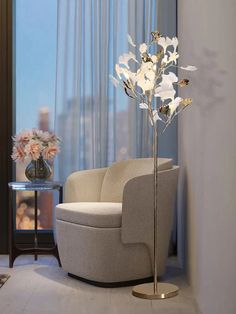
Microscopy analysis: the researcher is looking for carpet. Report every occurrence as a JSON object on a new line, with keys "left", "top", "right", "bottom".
{"left": 0, "top": 274, "right": 10, "bottom": 288}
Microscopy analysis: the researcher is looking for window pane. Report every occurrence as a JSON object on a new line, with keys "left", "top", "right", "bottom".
{"left": 15, "top": 0, "right": 57, "bottom": 230}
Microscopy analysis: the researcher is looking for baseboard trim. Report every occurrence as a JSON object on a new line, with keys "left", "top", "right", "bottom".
{"left": 68, "top": 273, "right": 153, "bottom": 288}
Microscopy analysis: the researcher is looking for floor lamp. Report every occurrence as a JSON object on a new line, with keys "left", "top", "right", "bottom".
{"left": 111, "top": 30, "right": 196, "bottom": 300}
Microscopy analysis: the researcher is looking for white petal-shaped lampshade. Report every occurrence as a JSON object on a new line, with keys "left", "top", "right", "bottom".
{"left": 153, "top": 110, "right": 162, "bottom": 123}
{"left": 139, "top": 103, "right": 149, "bottom": 109}
{"left": 109, "top": 75, "right": 119, "bottom": 87}
{"left": 127, "top": 34, "right": 136, "bottom": 47}
{"left": 119, "top": 52, "right": 137, "bottom": 68}
{"left": 172, "top": 37, "right": 178, "bottom": 52}
{"left": 162, "top": 72, "right": 178, "bottom": 83}
{"left": 168, "top": 97, "right": 183, "bottom": 116}
{"left": 145, "top": 70, "right": 155, "bottom": 81}
{"left": 168, "top": 51, "right": 179, "bottom": 64}
{"left": 115, "top": 64, "right": 122, "bottom": 79}
{"left": 155, "top": 88, "right": 176, "bottom": 100}
{"left": 151, "top": 55, "right": 158, "bottom": 63}
{"left": 137, "top": 78, "right": 154, "bottom": 94}
{"left": 139, "top": 43, "right": 148, "bottom": 54}
{"left": 180, "top": 65, "right": 197, "bottom": 71}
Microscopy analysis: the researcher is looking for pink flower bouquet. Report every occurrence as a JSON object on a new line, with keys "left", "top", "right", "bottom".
{"left": 11, "top": 129, "right": 60, "bottom": 162}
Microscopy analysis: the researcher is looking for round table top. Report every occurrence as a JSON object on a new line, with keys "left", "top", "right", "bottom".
{"left": 8, "top": 181, "right": 63, "bottom": 191}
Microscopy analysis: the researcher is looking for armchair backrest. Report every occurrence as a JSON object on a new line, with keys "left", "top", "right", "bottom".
{"left": 100, "top": 158, "right": 173, "bottom": 202}
{"left": 65, "top": 157, "right": 173, "bottom": 203}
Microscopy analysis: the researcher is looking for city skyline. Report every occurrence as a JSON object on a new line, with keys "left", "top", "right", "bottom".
{"left": 15, "top": 0, "right": 57, "bottom": 132}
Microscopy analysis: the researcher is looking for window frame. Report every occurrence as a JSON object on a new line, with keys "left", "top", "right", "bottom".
{"left": 0, "top": 0, "right": 13, "bottom": 253}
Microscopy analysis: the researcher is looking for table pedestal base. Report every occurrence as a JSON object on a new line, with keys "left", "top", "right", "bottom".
{"left": 9, "top": 245, "right": 61, "bottom": 268}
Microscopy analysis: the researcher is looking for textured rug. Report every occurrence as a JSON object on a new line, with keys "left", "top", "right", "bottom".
{"left": 0, "top": 274, "right": 10, "bottom": 288}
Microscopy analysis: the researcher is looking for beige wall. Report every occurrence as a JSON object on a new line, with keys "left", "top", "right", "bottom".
{"left": 178, "top": 1, "right": 236, "bottom": 313}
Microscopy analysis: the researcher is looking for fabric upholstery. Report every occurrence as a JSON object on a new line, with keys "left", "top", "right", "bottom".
{"left": 121, "top": 166, "right": 179, "bottom": 272}
{"left": 65, "top": 167, "right": 107, "bottom": 202}
{"left": 56, "top": 220, "right": 152, "bottom": 282}
{"left": 56, "top": 158, "right": 178, "bottom": 283}
{"left": 56, "top": 202, "right": 122, "bottom": 228}
{"left": 100, "top": 157, "right": 172, "bottom": 202}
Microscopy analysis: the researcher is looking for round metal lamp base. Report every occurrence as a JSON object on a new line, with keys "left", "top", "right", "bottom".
{"left": 132, "top": 282, "right": 179, "bottom": 300}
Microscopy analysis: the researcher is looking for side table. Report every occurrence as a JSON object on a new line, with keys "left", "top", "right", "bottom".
{"left": 8, "top": 181, "right": 63, "bottom": 268}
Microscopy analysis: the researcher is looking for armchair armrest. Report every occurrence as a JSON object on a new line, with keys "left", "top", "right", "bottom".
{"left": 121, "top": 166, "right": 179, "bottom": 272}
{"left": 65, "top": 167, "right": 107, "bottom": 202}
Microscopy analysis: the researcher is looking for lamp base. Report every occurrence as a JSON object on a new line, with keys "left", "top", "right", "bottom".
{"left": 132, "top": 282, "right": 179, "bottom": 300}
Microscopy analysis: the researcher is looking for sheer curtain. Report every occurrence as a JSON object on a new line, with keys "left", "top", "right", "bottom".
{"left": 54, "top": 0, "right": 179, "bottom": 255}
{"left": 55, "top": 0, "right": 158, "bottom": 181}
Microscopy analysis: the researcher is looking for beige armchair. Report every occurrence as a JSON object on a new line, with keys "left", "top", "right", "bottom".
{"left": 55, "top": 158, "right": 179, "bottom": 286}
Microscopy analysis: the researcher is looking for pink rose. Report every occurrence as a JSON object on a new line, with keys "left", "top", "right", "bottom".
{"left": 24, "top": 140, "right": 42, "bottom": 160}
{"left": 11, "top": 144, "right": 26, "bottom": 162}
{"left": 13, "top": 130, "right": 33, "bottom": 145}
{"left": 42, "top": 144, "right": 60, "bottom": 160}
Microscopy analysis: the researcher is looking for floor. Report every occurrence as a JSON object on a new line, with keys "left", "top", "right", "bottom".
{"left": 0, "top": 255, "right": 198, "bottom": 314}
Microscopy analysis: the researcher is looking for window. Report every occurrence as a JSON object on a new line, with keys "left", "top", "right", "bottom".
{"left": 15, "top": 0, "right": 57, "bottom": 230}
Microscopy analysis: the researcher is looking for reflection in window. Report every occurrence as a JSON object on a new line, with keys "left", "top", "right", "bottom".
{"left": 15, "top": 0, "right": 57, "bottom": 230}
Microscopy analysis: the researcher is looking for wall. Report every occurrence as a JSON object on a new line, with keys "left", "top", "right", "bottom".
{"left": 178, "top": 1, "right": 236, "bottom": 313}
{"left": 158, "top": 0, "right": 178, "bottom": 163}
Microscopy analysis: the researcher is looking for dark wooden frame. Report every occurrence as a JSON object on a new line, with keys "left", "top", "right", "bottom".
{"left": 0, "top": 0, "right": 13, "bottom": 253}
{"left": 8, "top": 183, "right": 63, "bottom": 267}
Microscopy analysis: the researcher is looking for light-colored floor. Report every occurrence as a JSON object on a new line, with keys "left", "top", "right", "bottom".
{"left": 0, "top": 255, "right": 198, "bottom": 314}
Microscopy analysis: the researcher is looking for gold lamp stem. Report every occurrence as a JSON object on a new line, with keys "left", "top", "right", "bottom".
{"left": 153, "top": 122, "right": 158, "bottom": 294}
{"left": 132, "top": 110, "right": 179, "bottom": 300}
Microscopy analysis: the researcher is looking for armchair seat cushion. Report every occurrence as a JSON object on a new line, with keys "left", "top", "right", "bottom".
{"left": 56, "top": 202, "right": 122, "bottom": 228}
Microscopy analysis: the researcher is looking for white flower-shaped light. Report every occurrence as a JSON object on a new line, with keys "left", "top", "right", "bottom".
{"left": 135, "top": 61, "right": 156, "bottom": 93}
{"left": 155, "top": 85, "right": 176, "bottom": 101}
{"left": 139, "top": 103, "right": 149, "bottom": 109}
{"left": 161, "top": 55, "right": 168, "bottom": 64}
{"left": 118, "top": 51, "right": 137, "bottom": 69}
{"left": 172, "top": 37, "right": 178, "bottom": 52}
{"left": 139, "top": 43, "right": 148, "bottom": 54}
{"left": 137, "top": 78, "right": 155, "bottom": 94}
{"left": 158, "top": 36, "right": 172, "bottom": 53}
{"left": 155, "top": 72, "right": 177, "bottom": 100}
{"left": 135, "top": 61, "right": 154, "bottom": 82}
{"left": 115, "top": 64, "right": 123, "bottom": 79}
{"left": 109, "top": 75, "right": 120, "bottom": 87}
{"left": 153, "top": 110, "right": 162, "bottom": 122}
{"left": 145, "top": 70, "right": 155, "bottom": 81}
{"left": 151, "top": 55, "right": 158, "bottom": 63}
{"left": 168, "top": 51, "right": 179, "bottom": 64}
{"left": 115, "top": 64, "right": 130, "bottom": 80}
{"left": 149, "top": 110, "right": 162, "bottom": 126}
{"left": 180, "top": 65, "right": 197, "bottom": 71}
{"left": 127, "top": 34, "right": 136, "bottom": 47}
{"left": 167, "top": 97, "right": 183, "bottom": 118}
{"left": 162, "top": 72, "right": 178, "bottom": 83}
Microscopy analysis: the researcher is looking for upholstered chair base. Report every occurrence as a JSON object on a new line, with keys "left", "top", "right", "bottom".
{"left": 56, "top": 219, "right": 155, "bottom": 283}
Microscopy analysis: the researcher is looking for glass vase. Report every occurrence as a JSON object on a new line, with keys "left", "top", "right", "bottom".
{"left": 25, "top": 156, "right": 52, "bottom": 183}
